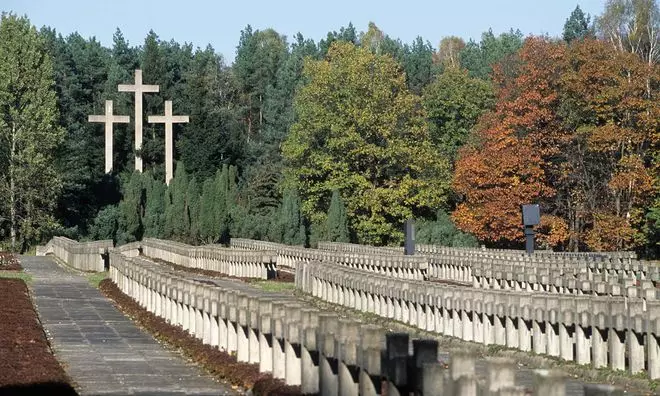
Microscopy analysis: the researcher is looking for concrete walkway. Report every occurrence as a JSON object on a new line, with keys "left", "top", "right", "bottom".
{"left": 21, "top": 256, "right": 237, "bottom": 396}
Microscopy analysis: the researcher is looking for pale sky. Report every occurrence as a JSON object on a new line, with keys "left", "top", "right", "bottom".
{"left": 3, "top": 0, "right": 606, "bottom": 63}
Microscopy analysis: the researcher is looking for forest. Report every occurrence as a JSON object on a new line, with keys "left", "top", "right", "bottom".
{"left": 0, "top": 1, "right": 658, "bottom": 257}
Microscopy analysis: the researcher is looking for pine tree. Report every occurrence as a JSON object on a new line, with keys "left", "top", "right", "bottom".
{"left": 563, "top": 5, "right": 592, "bottom": 43}
{"left": 325, "top": 189, "right": 349, "bottom": 242}
{"left": 0, "top": 14, "right": 65, "bottom": 250}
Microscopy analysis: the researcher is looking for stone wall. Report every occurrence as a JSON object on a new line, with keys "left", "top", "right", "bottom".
{"left": 107, "top": 247, "right": 598, "bottom": 395}
{"left": 37, "top": 236, "right": 112, "bottom": 272}
{"left": 139, "top": 238, "right": 277, "bottom": 279}
{"left": 296, "top": 259, "right": 660, "bottom": 379}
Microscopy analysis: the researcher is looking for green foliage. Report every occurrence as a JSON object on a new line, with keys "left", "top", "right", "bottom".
{"left": 416, "top": 211, "right": 479, "bottom": 247}
{"left": 563, "top": 5, "right": 593, "bottom": 43}
{"left": 117, "top": 171, "right": 144, "bottom": 244}
{"left": 459, "top": 28, "right": 524, "bottom": 79}
{"left": 422, "top": 67, "right": 495, "bottom": 162}
{"left": 0, "top": 13, "right": 64, "bottom": 251}
{"left": 325, "top": 189, "right": 350, "bottom": 242}
{"left": 143, "top": 173, "right": 166, "bottom": 238}
{"left": 170, "top": 162, "right": 189, "bottom": 238}
{"left": 270, "top": 190, "right": 306, "bottom": 245}
{"left": 180, "top": 46, "right": 243, "bottom": 181}
{"left": 88, "top": 205, "right": 120, "bottom": 242}
{"left": 199, "top": 176, "right": 217, "bottom": 243}
{"left": 283, "top": 42, "right": 451, "bottom": 245}
{"left": 186, "top": 176, "right": 201, "bottom": 242}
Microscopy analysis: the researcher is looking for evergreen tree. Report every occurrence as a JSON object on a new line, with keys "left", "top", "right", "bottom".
{"left": 143, "top": 172, "right": 166, "bottom": 237}
{"left": 416, "top": 210, "right": 478, "bottom": 247}
{"left": 459, "top": 28, "right": 524, "bottom": 80}
{"left": 563, "top": 5, "right": 593, "bottom": 43}
{"left": 117, "top": 171, "right": 144, "bottom": 244}
{"left": 280, "top": 190, "right": 306, "bottom": 246}
{"left": 0, "top": 14, "right": 65, "bottom": 250}
{"left": 88, "top": 205, "right": 120, "bottom": 242}
{"left": 170, "top": 162, "right": 189, "bottom": 239}
{"left": 180, "top": 46, "right": 243, "bottom": 181}
{"left": 199, "top": 176, "right": 217, "bottom": 243}
{"left": 186, "top": 176, "right": 200, "bottom": 242}
{"left": 325, "top": 189, "right": 350, "bottom": 242}
{"left": 213, "top": 166, "right": 229, "bottom": 242}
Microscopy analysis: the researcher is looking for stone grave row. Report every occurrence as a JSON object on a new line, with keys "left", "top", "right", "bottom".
{"left": 230, "top": 238, "right": 428, "bottom": 280}
{"left": 296, "top": 259, "right": 660, "bottom": 380}
{"left": 106, "top": 247, "right": 607, "bottom": 395}
{"left": 37, "top": 236, "right": 113, "bottom": 272}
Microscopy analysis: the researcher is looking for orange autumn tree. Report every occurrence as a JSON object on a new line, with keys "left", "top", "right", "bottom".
{"left": 453, "top": 37, "right": 566, "bottom": 246}
{"left": 453, "top": 37, "right": 658, "bottom": 251}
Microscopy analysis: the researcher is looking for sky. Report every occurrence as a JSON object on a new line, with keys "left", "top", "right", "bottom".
{"left": 3, "top": 0, "right": 606, "bottom": 63}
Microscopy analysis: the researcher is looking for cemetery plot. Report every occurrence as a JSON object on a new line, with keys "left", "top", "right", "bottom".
{"left": 0, "top": 278, "right": 77, "bottom": 395}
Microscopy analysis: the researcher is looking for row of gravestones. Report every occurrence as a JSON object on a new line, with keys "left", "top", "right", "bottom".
{"left": 37, "top": 236, "right": 113, "bottom": 272}
{"left": 139, "top": 238, "right": 428, "bottom": 280}
{"left": 231, "top": 238, "right": 658, "bottom": 296}
{"left": 106, "top": 246, "right": 621, "bottom": 395}
{"left": 296, "top": 259, "right": 660, "bottom": 381}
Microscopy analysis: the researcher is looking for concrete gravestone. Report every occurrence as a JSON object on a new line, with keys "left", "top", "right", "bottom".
{"left": 88, "top": 100, "right": 130, "bottom": 173}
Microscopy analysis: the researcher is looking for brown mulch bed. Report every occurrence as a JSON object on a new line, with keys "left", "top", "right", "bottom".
{"left": 0, "top": 252, "right": 22, "bottom": 271}
{"left": 0, "top": 279, "right": 77, "bottom": 396}
{"left": 148, "top": 256, "right": 294, "bottom": 284}
{"left": 98, "top": 278, "right": 300, "bottom": 396}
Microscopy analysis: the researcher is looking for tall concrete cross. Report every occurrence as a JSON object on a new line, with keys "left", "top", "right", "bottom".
{"left": 148, "top": 100, "right": 189, "bottom": 185}
{"left": 88, "top": 100, "right": 130, "bottom": 173}
{"left": 118, "top": 69, "right": 159, "bottom": 173}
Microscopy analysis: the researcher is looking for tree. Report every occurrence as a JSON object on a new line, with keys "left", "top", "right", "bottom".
{"left": 563, "top": 5, "right": 593, "bottom": 43}
{"left": 416, "top": 210, "right": 478, "bottom": 247}
{"left": 452, "top": 38, "right": 563, "bottom": 246}
{"left": 180, "top": 46, "right": 243, "bottom": 181}
{"left": 434, "top": 36, "right": 466, "bottom": 70}
{"left": 596, "top": 0, "right": 659, "bottom": 65}
{"left": 143, "top": 172, "right": 165, "bottom": 237}
{"left": 88, "top": 205, "right": 120, "bottom": 242}
{"left": 170, "top": 162, "right": 189, "bottom": 239}
{"left": 186, "top": 176, "right": 200, "bottom": 242}
{"left": 117, "top": 171, "right": 144, "bottom": 244}
{"left": 325, "top": 189, "right": 350, "bottom": 242}
{"left": 270, "top": 190, "right": 306, "bottom": 245}
{"left": 282, "top": 42, "right": 451, "bottom": 245}
{"left": 0, "top": 14, "right": 64, "bottom": 250}
{"left": 234, "top": 26, "right": 287, "bottom": 140}
{"left": 459, "top": 29, "right": 524, "bottom": 80}
{"left": 199, "top": 176, "right": 217, "bottom": 243}
{"left": 422, "top": 67, "right": 495, "bottom": 162}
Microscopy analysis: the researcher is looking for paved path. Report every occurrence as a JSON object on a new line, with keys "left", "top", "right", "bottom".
{"left": 21, "top": 256, "right": 238, "bottom": 396}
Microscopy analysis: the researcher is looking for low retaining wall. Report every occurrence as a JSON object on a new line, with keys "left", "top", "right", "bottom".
{"left": 107, "top": 249, "right": 592, "bottom": 395}
{"left": 139, "top": 238, "right": 277, "bottom": 279}
{"left": 37, "top": 237, "right": 112, "bottom": 272}
{"left": 296, "top": 260, "right": 660, "bottom": 380}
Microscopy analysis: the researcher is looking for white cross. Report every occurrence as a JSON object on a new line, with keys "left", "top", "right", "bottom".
{"left": 118, "top": 69, "right": 159, "bottom": 172}
{"left": 88, "top": 100, "right": 130, "bottom": 173}
{"left": 148, "top": 100, "right": 189, "bottom": 185}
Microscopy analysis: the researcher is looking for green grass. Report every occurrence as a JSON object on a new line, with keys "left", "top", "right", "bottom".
{"left": 250, "top": 280, "right": 296, "bottom": 293}
{"left": 0, "top": 271, "right": 33, "bottom": 283}
{"left": 87, "top": 271, "right": 108, "bottom": 288}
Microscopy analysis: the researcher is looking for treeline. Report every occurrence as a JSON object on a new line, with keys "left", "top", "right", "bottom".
{"left": 0, "top": 1, "right": 658, "bottom": 256}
